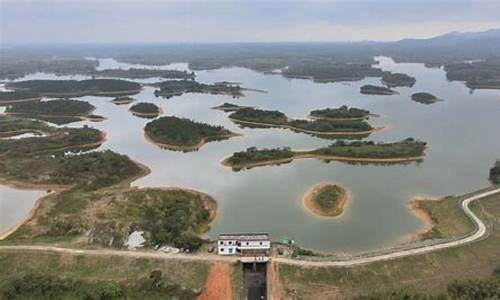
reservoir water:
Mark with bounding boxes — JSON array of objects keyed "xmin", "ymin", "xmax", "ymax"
[{"xmin": 1, "ymin": 57, "xmax": 500, "ymax": 252}]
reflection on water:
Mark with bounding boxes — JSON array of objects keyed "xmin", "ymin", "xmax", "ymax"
[{"xmin": 1, "ymin": 56, "xmax": 500, "ymax": 252}]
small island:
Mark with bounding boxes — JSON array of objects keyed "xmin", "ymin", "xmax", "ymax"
[
  {"xmin": 489, "ymin": 160, "xmax": 500, "ymax": 184},
  {"xmin": 211, "ymin": 102, "xmax": 253, "ymax": 112},
  {"xmin": 144, "ymin": 116, "xmax": 239, "ymax": 151},
  {"xmin": 0, "ymin": 91, "xmax": 42, "ymax": 105},
  {"xmin": 129, "ymin": 102, "xmax": 162, "ymax": 118},
  {"xmin": 303, "ymin": 183, "xmax": 349, "ymax": 217},
  {"xmin": 360, "ymin": 84, "xmax": 398, "ymax": 95},
  {"xmin": 309, "ymin": 105, "xmax": 372, "ymax": 120},
  {"xmin": 229, "ymin": 108, "xmax": 379, "ymax": 136},
  {"xmin": 222, "ymin": 138, "xmax": 427, "ymax": 170},
  {"xmin": 6, "ymin": 79, "xmax": 142, "ymax": 97},
  {"xmin": 153, "ymin": 80, "xmax": 244, "ymax": 98},
  {"xmin": 382, "ymin": 73, "xmax": 416, "ymax": 87},
  {"xmin": 4, "ymin": 99, "xmax": 97, "ymax": 125},
  {"xmin": 110, "ymin": 96, "xmax": 136, "ymax": 105},
  {"xmin": 411, "ymin": 92, "xmax": 442, "ymax": 104}
]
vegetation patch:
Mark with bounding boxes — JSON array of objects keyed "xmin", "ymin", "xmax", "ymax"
[
  {"xmin": 6, "ymin": 79, "xmax": 142, "ymax": 97},
  {"xmin": 229, "ymin": 107, "xmax": 377, "ymax": 136},
  {"xmin": 382, "ymin": 72, "xmax": 416, "ymax": 87},
  {"xmin": 411, "ymin": 92, "xmax": 442, "ymax": 104},
  {"xmin": 360, "ymin": 84, "xmax": 397, "ymax": 95},
  {"xmin": 309, "ymin": 105, "xmax": 371, "ymax": 120},
  {"xmin": 144, "ymin": 116, "xmax": 238, "ymax": 151},
  {"xmin": 222, "ymin": 138, "xmax": 427, "ymax": 170},
  {"xmin": 0, "ymin": 252, "xmax": 210, "ymax": 299},
  {"xmin": 0, "ymin": 91, "xmax": 41, "ymax": 105},
  {"xmin": 153, "ymin": 80, "xmax": 244, "ymax": 98},
  {"xmin": 5, "ymin": 99, "xmax": 96, "ymax": 125},
  {"xmin": 129, "ymin": 102, "xmax": 161, "ymax": 118},
  {"xmin": 303, "ymin": 183, "xmax": 348, "ymax": 217}
]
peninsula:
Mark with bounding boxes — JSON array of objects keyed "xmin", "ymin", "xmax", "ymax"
[
  {"xmin": 144, "ymin": 116, "xmax": 239, "ymax": 151},
  {"xmin": 229, "ymin": 107, "xmax": 379, "ymax": 136},
  {"xmin": 222, "ymin": 138, "xmax": 427, "ymax": 170},
  {"xmin": 303, "ymin": 183, "xmax": 349, "ymax": 217},
  {"xmin": 4, "ymin": 99, "xmax": 97, "ymax": 125},
  {"xmin": 6, "ymin": 79, "xmax": 142, "ymax": 97}
]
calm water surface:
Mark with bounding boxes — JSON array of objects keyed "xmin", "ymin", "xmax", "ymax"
[{"xmin": 1, "ymin": 57, "xmax": 500, "ymax": 252}]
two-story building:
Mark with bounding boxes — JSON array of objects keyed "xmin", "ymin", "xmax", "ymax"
[{"xmin": 217, "ymin": 233, "xmax": 270, "ymax": 256}]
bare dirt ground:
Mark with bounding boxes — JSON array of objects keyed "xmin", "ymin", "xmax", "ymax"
[{"xmin": 198, "ymin": 262, "xmax": 233, "ymax": 300}]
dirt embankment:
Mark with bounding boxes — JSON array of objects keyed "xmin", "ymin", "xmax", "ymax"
[
  {"xmin": 198, "ymin": 262, "xmax": 233, "ymax": 300},
  {"xmin": 408, "ymin": 197, "xmax": 436, "ymax": 240}
]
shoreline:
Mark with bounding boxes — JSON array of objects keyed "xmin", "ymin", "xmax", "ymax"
[
  {"xmin": 144, "ymin": 129, "xmax": 241, "ymax": 151},
  {"xmin": 221, "ymin": 151, "xmax": 426, "ymax": 170},
  {"xmin": 229, "ymin": 116, "xmax": 384, "ymax": 136},
  {"xmin": 408, "ymin": 197, "xmax": 437, "ymax": 240},
  {"xmin": 308, "ymin": 113, "xmax": 380, "ymax": 121},
  {"xmin": 302, "ymin": 183, "xmax": 350, "ymax": 218}
]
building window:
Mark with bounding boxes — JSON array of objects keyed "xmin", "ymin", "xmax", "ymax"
[
  {"xmin": 246, "ymin": 242, "xmax": 249, "ymax": 245},
  {"xmin": 260, "ymin": 242, "xmax": 262, "ymax": 245},
  {"xmin": 220, "ymin": 248, "xmax": 224, "ymax": 252},
  {"xmin": 228, "ymin": 241, "xmax": 232, "ymax": 245},
  {"xmin": 219, "ymin": 241, "xmax": 223, "ymax": 245}
]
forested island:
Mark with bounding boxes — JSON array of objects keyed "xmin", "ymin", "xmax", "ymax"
[
  {"xmin": 153, "ymin": 80, "xmax": 244, "ymax": 98},
  {"xmin": 411, "ymin": 92, "xmax": 442, "ymax": 104},
  {"xmin": 0, "ymin": 91, "xmax": 42, "ymax": 105},
  {"xmin": 5, "ymin": 99, "xmax": 97, "ymax": 125},
  {"xmin": 0, "ymin": 58, "xmax": 98, "ymax": 80},
  {"xmin": 110, "ymin": 96, "xmax": 136, "ymax": 105},
  {"xmin": 93, "ymin": 68, "xmax": 195, "ymax": 79},
  {"xmin": 309, "ymin": 105, "xmax": 372, "ymax": 120},
  {"xmin": 129, "ymin": 102, "xmax": 161, "ymax": 118},
  {"xmin": 211, "ymin": 102, "xmax": 252, "ymax": 112},
  {"xmin": 303, "ymin": 183, "xmax": 348, "ymax": 217},
  {"xmin": 144, "ymin": 116, "xmax": 238, "ymax": 151},
  {"xmin": 382, "ymin": 73, "xmax": 416, "ymax": 87},
  {"xmin": 222, "ymin": 138, "xmax": 427, "ymax": 170},
  {"xmin": 360, "ymin": 84, "xmax": 398, "ymax": 95},
  {"xmin": 282, "ymin": 61, "xmax": 387, "ymax": 82},
  {"xmin": 229, "ymin": 108, "xmax": 378, "ymax": 136},
  {"xmin": 6, "ymin": 79, "xmax": 142, "ymax": 97},
  {"xmin": 444, "ymin": 60, "xmax": 500, "ymax": 90}
]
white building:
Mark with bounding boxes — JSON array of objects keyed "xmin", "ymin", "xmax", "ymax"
[{"xmin": 217, "ymin": 233, "xmax": 270, "ymax": 256}]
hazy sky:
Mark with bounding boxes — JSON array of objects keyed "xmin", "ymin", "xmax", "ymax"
[{"xmin": 2, "ymin": 0, "xmax": 500, "ymax": 43}]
